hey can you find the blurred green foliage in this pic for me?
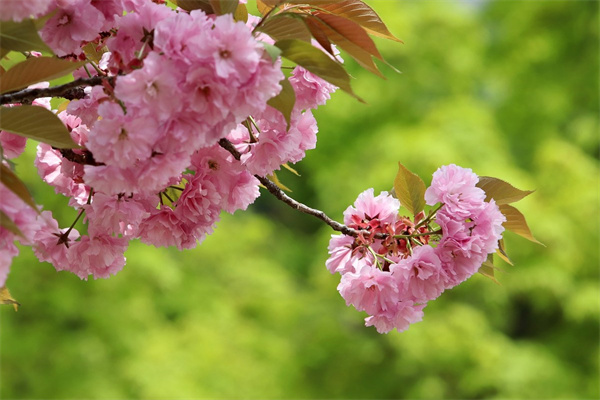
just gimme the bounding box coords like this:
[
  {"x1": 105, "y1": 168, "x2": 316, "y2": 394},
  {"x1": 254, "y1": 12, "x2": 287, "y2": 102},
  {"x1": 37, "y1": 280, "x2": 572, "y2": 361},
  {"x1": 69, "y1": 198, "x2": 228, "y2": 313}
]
[{"x1": 1, "y1": 1, "x2": 599, "y2": 398}]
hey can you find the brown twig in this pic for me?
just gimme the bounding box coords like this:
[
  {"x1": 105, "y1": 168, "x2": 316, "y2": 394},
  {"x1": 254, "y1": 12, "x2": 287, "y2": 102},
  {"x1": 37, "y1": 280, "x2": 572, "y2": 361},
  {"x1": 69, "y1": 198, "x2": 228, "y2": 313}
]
[
  {"x1": 56, "y1": 148, "x2": 103, "y2": 166},
  {"x1": 0, "y1": 76, "x2": 114, "y2": 105},
  {"x1": 218, "y1": 138, "x2": 384, "y2": 238}
]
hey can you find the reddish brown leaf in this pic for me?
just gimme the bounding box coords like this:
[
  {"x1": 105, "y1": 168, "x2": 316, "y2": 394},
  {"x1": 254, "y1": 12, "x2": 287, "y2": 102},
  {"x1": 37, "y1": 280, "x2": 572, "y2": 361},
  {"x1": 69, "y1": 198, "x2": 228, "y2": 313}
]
[
  {"x1": 314, "y1": 11, "x2": 382, "y2": 59},
  {"x1": 303, "y1": 17, "x2": 334, "y2": 55},
  {"x1": 309, "y1": 15, "x2": 384, "y2": 77},
  {"x1": 320, "y1": 0, "x2": 401, "y2": 42}
]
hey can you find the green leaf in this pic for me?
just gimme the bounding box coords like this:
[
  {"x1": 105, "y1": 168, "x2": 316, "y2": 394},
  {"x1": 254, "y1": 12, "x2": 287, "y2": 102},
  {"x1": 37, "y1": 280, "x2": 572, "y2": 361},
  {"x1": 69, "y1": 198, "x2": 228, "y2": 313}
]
[
  {"x1": 319, "y1": 0, "x2": 402, "y2": 42},
  {"x1": 0, "y1": 57, "x2": 84, "y2": 94},
  {"x1": 0, "y1": 164, "x2": 39, "y2": 213},
  {"x1": 0, "y1": 105, "x2": 78, "y2": 148},
  {"x1": 261, "y1": 42, "x2": 282, "y2": 62},
  {"x1": 257, "y1": 14, "x2": 312, "y2": 42},
  {"x1": 275, "y1": 38, "x2": 362, "y2": 101},
  {"x1": 478, "y1": 254, "x2": 500, "y2": 285},
  {"x1": 0, "y1": 48, "x2": 10, "y2": 60},
  {"x1": 267, "y1": 77, "x2": 296, "y2": 129},
  {"x1": 476, "y1": 176, "x2": 534, "y2": 205},
  {"x1": 0, "y1": 210, "x2": 25, "y2": 239},
  {"x1": 176, "y1": 0, "x2": 214, "y2": 13},
  {"x1": 209, "y1": 0, "x2": 239, "y2": 15},
  {"x1": 394, "y1": 162, "x2": 426, "y2": 217},
  {"x1": 499, "y1": 204, "x2": 544, "y2": 245},
  {"x1": 0, "y1": 19, "x2": 52, "y2": 53}
]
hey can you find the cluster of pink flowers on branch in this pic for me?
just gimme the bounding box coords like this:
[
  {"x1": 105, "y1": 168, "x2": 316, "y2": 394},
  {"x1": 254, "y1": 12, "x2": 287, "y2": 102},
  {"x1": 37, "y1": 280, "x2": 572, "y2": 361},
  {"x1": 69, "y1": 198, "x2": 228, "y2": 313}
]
[
  {"x1": 0, "y1": 0, "x2": 537, "y2": 332},
  {"x1": 1, "y1": 0, "x2": 339, "y2": 282},
  {"x1": 326, "y1": 165, "x2": 507, "y2": 333}
]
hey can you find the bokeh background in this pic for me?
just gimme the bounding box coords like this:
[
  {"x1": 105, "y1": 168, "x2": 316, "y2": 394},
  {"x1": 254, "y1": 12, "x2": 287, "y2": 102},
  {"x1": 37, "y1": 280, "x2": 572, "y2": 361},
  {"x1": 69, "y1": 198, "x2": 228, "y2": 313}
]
[{"x1": 1, "y1": 1, "x2": 599, "y2": 398}]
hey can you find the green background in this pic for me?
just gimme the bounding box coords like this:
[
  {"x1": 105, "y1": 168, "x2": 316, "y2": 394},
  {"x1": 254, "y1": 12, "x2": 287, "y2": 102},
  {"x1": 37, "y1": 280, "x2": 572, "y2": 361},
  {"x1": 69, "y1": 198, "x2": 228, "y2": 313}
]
[{"x1": 1, "y1": 1, "x2": 599, "y2": 398}]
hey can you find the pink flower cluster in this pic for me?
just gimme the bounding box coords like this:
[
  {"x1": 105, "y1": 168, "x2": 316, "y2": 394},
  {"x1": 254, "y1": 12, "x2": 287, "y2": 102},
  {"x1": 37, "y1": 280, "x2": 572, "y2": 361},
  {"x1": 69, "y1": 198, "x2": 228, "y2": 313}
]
[
  {"x1": 1, "y1": 1, "x2": 338, "y2": 283},
  {"x1": 326, "y1": 165, "x2": 505, "y2": 333}
]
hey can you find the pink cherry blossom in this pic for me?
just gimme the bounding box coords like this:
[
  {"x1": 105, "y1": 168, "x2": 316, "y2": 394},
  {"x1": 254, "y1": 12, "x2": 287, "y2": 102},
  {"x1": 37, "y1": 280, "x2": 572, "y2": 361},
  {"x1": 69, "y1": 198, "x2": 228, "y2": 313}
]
[
  {"x1": 391, "y1": 245, "x2": 445, "y2": 302},
  {"x1": 115, "y1": 52, "x2": 184, "y2": 120},
  {"x1": 138, "y1": 208, "x2": 205, "y2": 251},
  {"x1": 154, "y1": 10, "x2": 212, "y2": 65},
  {"x1": 207, "y1": 16, "x2": 262, "y2": 84},
  {"x1": 33, "y1": 211, "x2": 80, "y2": 270},
  {"x1": 343, "y1": 188, "x2": 400, "y2": 228},
  {"x1": 338, "y1": 265, "x2": 399, "y2": 316},
  {"x1": 86, "y1": 102, "x2": 158, "y2": 168},
  {"x1": 0, "y1": 0, "x2": 54, "y2": 22},
  {"x1": 424, "y1": 164, "x2": 486, "y2": 219},
  {"x1": 66, "y1": 86, "x2": 108, "y2": 127},
  {"x1": 35, "y1": 143, "x2": 90, "y2": 206},
  {"x1": 85, "y1": 192, "x2": 152, "y2": 238},
  {"x1": 325, "y1": 234, "x2": 355, "y2": 274},
  {"x1": 0, "y1": 132, "x2": 27, "y2": 159},
  {"x1": 106, "y1": 0, "x2": 171, "y2": 71},
  {"x1": 365, "y1": 301, "x2": 425, "y2": 334},
  {"x1": 190, "y1": 145, "x2": 260, "y2": 214},
  {"x1": 289, "y1": 66, "x2": 337, "y2": 110},
  {"x1": 41, "y1": 0, "x2": 106, "y2": 57},
  {"x1": 66, "y1": 234, "x2": 128, "y2": 279}
]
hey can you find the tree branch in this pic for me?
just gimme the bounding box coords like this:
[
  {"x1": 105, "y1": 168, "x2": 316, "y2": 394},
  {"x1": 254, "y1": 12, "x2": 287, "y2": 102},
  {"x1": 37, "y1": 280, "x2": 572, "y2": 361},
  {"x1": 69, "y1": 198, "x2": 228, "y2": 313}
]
[
  {"x1": 0, "y1": 76, "x2": 114, "y2": 105},
  {"x1": 218, "y1": 138, "x2": 382, "y2": 238}
]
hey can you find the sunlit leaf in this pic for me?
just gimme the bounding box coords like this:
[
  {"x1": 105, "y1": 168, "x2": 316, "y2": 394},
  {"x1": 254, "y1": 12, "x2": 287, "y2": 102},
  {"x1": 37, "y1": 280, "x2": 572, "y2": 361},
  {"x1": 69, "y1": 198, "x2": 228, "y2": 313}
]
[
  {"x1": 478, "y1": 254, "x2": 500, "y2": 285},
  {"x1": 176, "y1": 0, "x2": 214, "y2": 13},
  {"x1": 0, "y1": 164, "x2": 39, "y2": 213},
  {"x1": 0, "y1": 19, "x2": 52, "y2": 53},
  {"x1": 0, "y1": 57, "x2": 84, "y2": 94},
  {"x1": 282, "y1": 163, "x2": 300, "y2": 176},
  {"x1": 267, "y1": 77, "x2": 296, "y2": 129},
  {"x1": 394, "y1": 162, "x2": 426, "y2": 217},
  {"x1": 0, "y1": 210, "x2": 25, "y2": 238},
  {"x1": 499, "y1": 204, "x2": 543, "y2": 245},
  {"x1": 0, "y1": 286, "x2": 20, "y2": 311},
  {"x1": 496, "y1": 238, "x2": 513, "y2": 265},
  {"x1": 269, "y1": 171, "x2": 292, "y2": 192},
  {"x1": 285, "y1": 0, "x2": 346, "y2": 5},
  {"x1": 209, "y1": 0, "x2": 239, "y2": 15},
  {"x1": 257, "y1": 0, "x2": 276, "y2": 15},
  {"x1": 477, "y1": 176, "x2": 534, "y2": 205},
  {"x1": 275, "y1": 38, "x2": 362, "y2": 101},
  {"x1": 56, "y1": 99, "x2": 70, "y2": 113},
  {"x1": 257, "y1": 14, "x2": 312, "y2": 42},
  {"x1": 320, "y1": 0, "x2": 402, "y2": 42},
  {"x1": 0, "y1": 105, "x2": 78, "y2": 148},
  {"x1": 234, "y1": 2, "x2": 248, "y2": 22},
  {"x1": 82, "y1": 42, "x2": 106, "y2": 63}
]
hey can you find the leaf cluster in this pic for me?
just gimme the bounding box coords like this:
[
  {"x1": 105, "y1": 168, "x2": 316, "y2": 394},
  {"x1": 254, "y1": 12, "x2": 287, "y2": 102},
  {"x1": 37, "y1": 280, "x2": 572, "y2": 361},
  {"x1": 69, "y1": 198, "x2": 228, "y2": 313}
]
[{"x1": 393, "y1": 163, "x2": 539, "y2": 283}]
